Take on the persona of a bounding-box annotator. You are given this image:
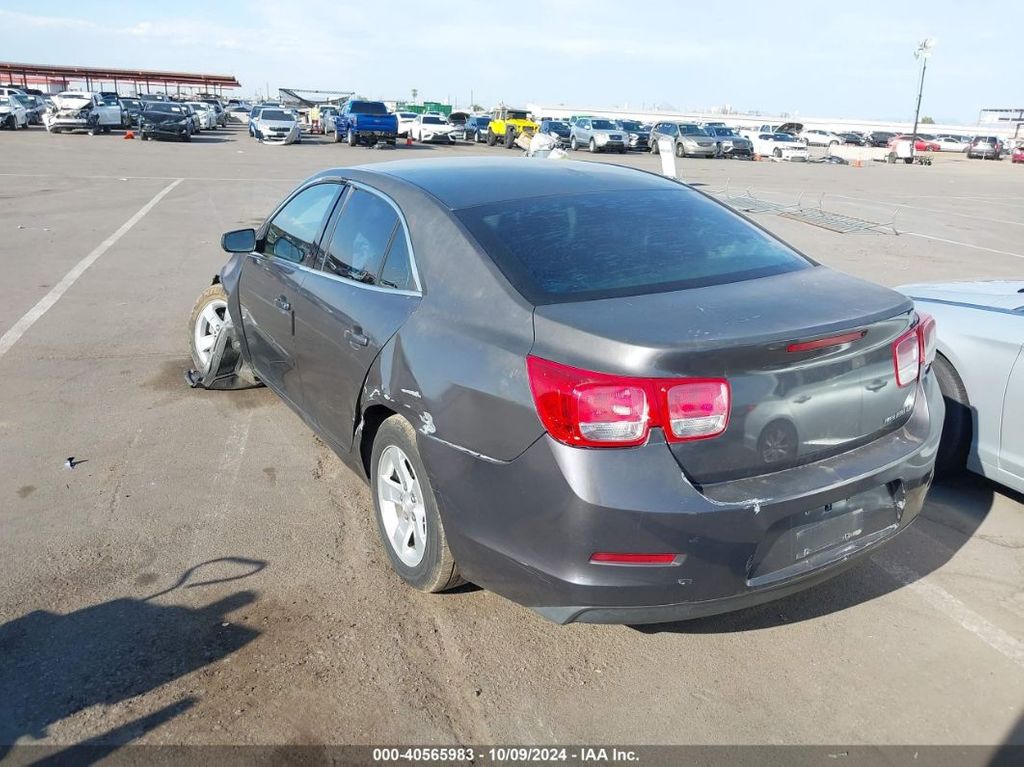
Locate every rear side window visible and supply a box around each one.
[321,189,399,284]
[348,101,388,115]
[456,189,811,304]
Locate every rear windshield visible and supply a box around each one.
[349,101,388,115]
[456,189,811,303]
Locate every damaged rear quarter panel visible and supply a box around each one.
[347,170,542,463]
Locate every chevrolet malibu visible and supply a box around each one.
[188,159,942,624]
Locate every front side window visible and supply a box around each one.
[261,184,338,264]
[321,189,399,284]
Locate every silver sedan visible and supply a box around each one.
[899,280,1024,493]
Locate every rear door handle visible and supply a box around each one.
[866,379,888,392]
[274,295,291,313]
[345,327,369,348]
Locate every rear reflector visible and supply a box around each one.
[786,330,866,353]
[527,356,730,448]
[590,552,679,565]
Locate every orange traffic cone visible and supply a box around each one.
[124,130,135,139]
[405,136,412,146]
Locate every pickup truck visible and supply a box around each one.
[333,100,398,146]
[44,92,123,134]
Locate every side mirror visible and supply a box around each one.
[221,228,256,254]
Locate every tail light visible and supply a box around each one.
[526,356,730,448]
[891,312,937,388]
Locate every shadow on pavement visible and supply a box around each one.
[633,473,996,634]
[0,557,266,758]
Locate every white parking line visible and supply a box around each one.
[873,555,1024,669]
[901,231,1024,260]
[0,178,182,360]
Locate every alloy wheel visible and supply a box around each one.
[377,445,428,567]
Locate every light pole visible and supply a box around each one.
[910,37,936,159]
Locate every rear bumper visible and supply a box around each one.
[421,372,942,625]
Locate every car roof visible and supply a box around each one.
[322,158,681,210]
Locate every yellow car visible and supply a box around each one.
[486,105,538,148]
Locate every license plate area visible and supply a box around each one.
[748,484,901,582]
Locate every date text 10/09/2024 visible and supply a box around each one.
[372,747,641,763]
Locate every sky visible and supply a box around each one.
[0,1,1016,124]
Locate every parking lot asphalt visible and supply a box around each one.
[1,125,1022,753]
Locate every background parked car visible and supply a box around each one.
[750,132,810,161]
[0,94,28,129]
[186,102,217,131]
[704,126,752,158]
[465,114,492,143]
[395,112,419,138]
[615,119,650,151]
[932,135,968,152]
[863,131,897,147]
[800,128,845,147]
[838,132,866,146]
[139,101,193,142]
[1013,145,1024,164]
[538,119,571,147]
[251,107,301,144]
[45,91,122,134]
[967,136,1003,159]
[888,135,940,152]
[570,117,627,154]
[411,113,456,144]
[649,122,717,158]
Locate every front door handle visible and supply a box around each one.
[274,295,291,313]
[345,327,369,348]
[866,379,888,392]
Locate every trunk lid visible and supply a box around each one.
[531,268,916,485]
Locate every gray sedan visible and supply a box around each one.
[188,159,941,624]
[899,281,1024,493]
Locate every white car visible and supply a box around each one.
[395,112,419,138]
[751,132,810,161]
[0,94,29,129]
[410,113,456,144]
[226,106,251,124]
[319,106,339,135]
[44,92,123,134]
[933,135,970,152]
[799,128,844,147]
[251,107,301,145]
[187,102,218,130]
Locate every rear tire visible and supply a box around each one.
[506,128,517,149]
[932,354,971,477]
[370,416,463,593]
[486,128,497,146]
[650,139,659,154]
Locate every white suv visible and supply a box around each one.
[799,129,844,147]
